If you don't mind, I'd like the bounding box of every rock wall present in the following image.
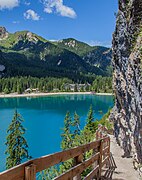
[111,0,142,165]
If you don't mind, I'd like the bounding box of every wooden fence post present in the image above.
[73,154,83,180]
[108,137,110,156]
[98,140,103,179]
[91,147,98,179]
[25,164,36,180]
[96,130,99,140]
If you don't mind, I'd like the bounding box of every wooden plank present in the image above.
[98,140,103,178]
[0,139,102,180]
[35,139,101,172]
[0,165,26,180]
[84,165,99,180]
[54,152,100,180]
[25,164,36,180]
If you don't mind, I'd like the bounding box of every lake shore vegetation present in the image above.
[0,76,112,95]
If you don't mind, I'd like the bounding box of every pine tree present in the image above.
[60,111,74,173]
[61,111,72,150]
[72,112,80,136]
[17,83,23,94]
[86,105,95,132]
[5,110,31,169]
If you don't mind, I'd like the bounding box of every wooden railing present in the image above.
[0,125,110,180]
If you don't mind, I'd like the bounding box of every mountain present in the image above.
[55,38,112,73]
[54,38,94,57]
[0,27,112,81]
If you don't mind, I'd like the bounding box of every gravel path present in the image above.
[109,135,140,180]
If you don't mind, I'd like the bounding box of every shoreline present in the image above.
[0,92,113,98]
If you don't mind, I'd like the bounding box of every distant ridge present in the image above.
[0,27,112,81]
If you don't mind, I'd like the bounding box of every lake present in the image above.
[0,94,114,172]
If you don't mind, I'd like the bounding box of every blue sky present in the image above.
[0,0,118,47]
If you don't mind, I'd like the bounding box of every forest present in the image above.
[0,76,112,94]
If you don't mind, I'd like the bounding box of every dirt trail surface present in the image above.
[110,135,140,180]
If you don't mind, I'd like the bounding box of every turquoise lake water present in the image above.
[0,94,114,172]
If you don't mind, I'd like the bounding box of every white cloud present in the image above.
[12,20,20,24]
[24,9,40,21]
[49,39,59,42]
[24,1,30,6]
[88,40,112,48]
[0,0,19,10]
[42,0,76,18]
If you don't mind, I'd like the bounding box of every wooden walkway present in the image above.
[101,135,140,180]
[0,126,110,180]
[110,135,139,180]
[0,126,139,180]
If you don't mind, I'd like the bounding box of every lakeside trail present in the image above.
[106,135,140,180]
[0,92,113,98]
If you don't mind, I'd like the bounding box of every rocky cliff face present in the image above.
[0,27,8,40]
[111,0,142,166]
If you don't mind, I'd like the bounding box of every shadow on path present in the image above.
[101,153,123,180]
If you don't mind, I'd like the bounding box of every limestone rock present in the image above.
[0,27,9,40]
[111,0,142,165]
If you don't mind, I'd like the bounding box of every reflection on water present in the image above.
[0,94,113,113]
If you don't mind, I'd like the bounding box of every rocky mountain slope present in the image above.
[0,27,112,81]
[111,0,142,167]
[56,38,112,76]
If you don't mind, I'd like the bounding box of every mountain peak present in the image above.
[0,27,9,40]
[15,31,39,43]
[62,38,77,48]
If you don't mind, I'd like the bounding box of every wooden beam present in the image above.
[54,153,100,180]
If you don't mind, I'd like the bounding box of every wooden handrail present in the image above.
[55,152,100,180]
[0,127,110,180]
